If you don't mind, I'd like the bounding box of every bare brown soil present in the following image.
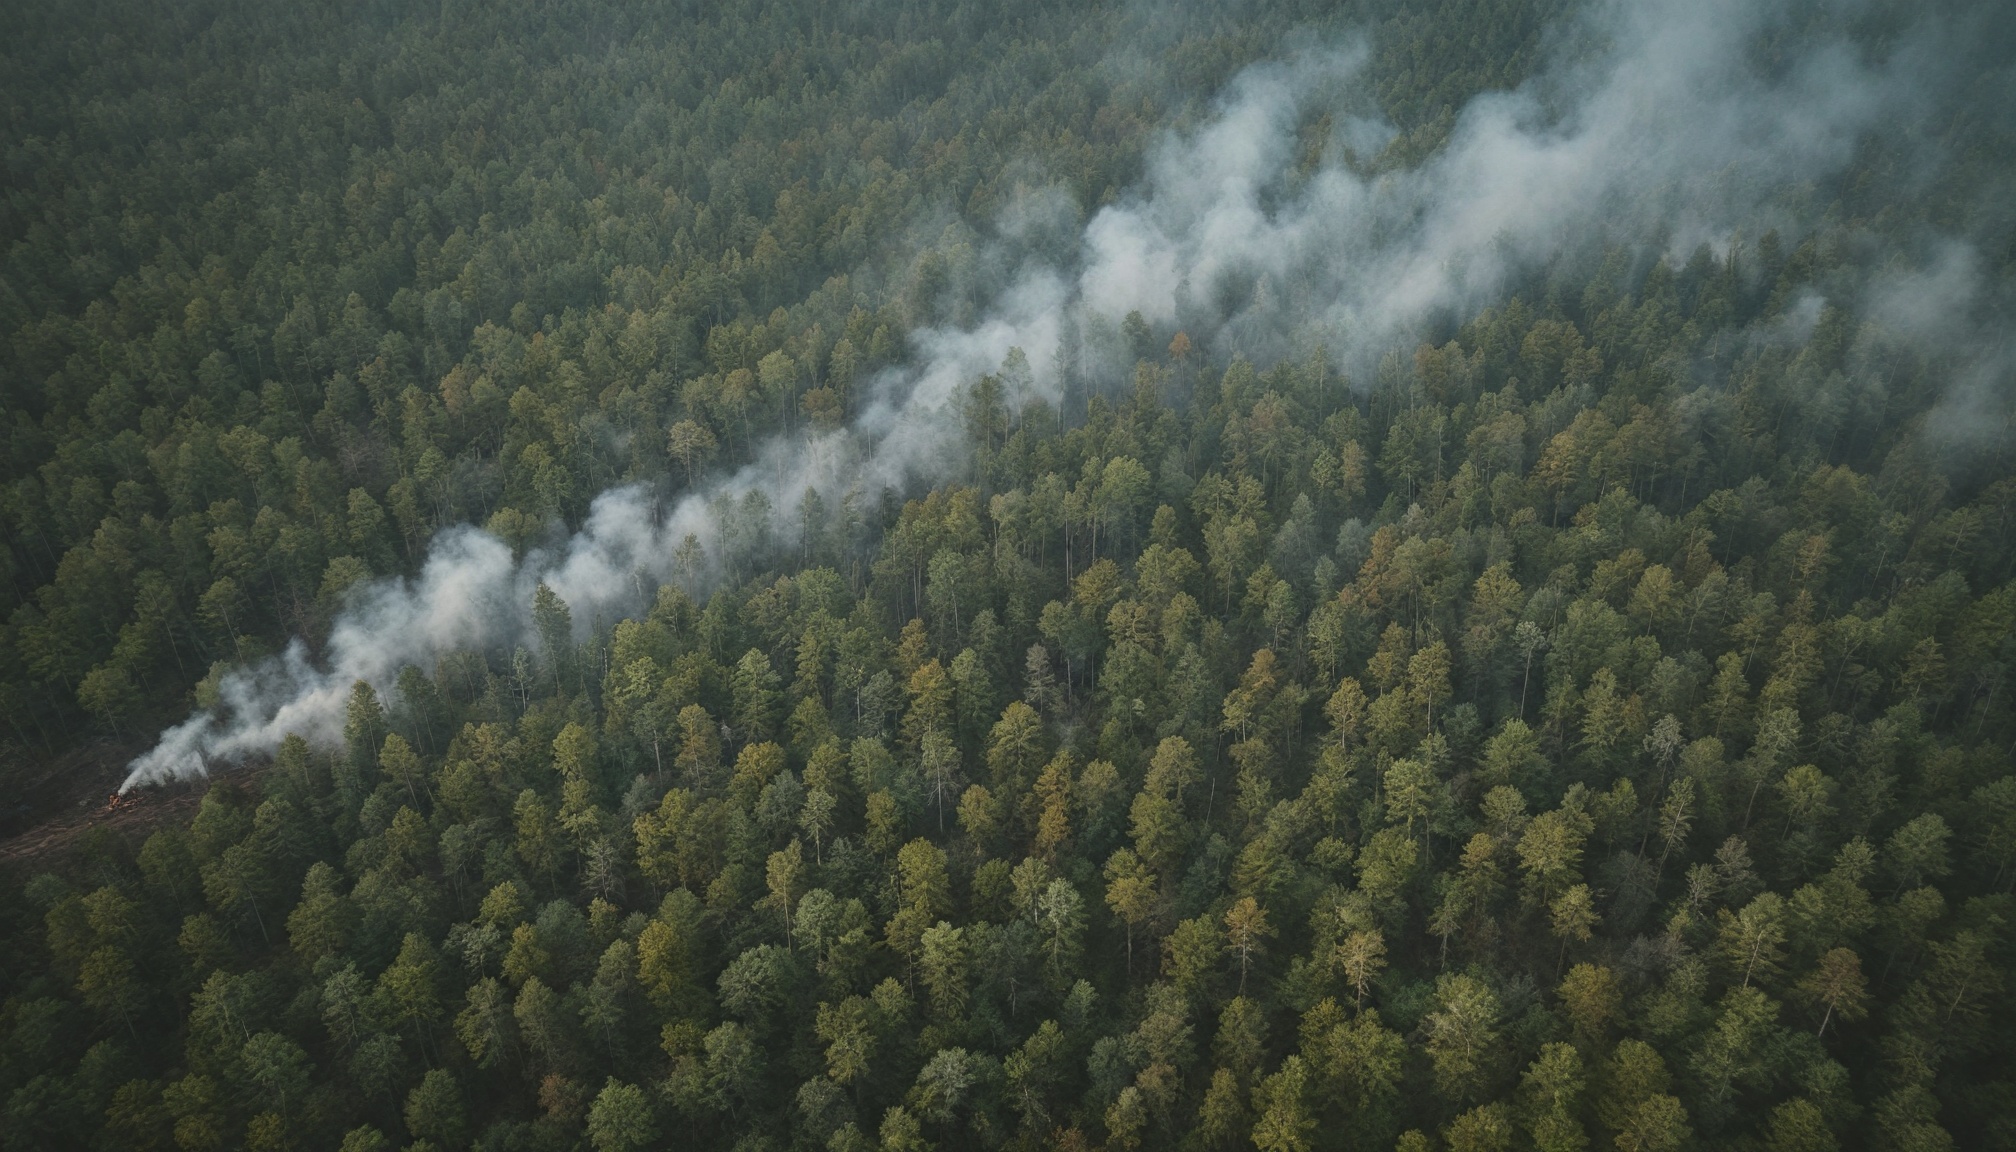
[0,737,214,869]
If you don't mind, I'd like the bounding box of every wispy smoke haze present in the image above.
[120,0,2004,789]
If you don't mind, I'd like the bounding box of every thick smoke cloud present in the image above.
[122,0,1988,788]
[1086,0,1959,368]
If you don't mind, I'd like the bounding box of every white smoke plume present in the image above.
[121,0,1991,788]
[1087,0,1965,366]
[120,268,1075,790]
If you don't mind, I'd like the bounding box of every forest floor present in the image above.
[0,737,219,869]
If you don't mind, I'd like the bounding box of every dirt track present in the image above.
[0,737,210,869]
[0,786,209,867]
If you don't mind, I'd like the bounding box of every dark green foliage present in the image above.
[5,0,2016,1150]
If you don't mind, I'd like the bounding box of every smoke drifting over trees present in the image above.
[3,1,2015,1151]
[120,0,2013,790]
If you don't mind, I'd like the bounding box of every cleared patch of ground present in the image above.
[0,738,227,869]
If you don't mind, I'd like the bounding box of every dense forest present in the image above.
[4,1,2015,1151]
